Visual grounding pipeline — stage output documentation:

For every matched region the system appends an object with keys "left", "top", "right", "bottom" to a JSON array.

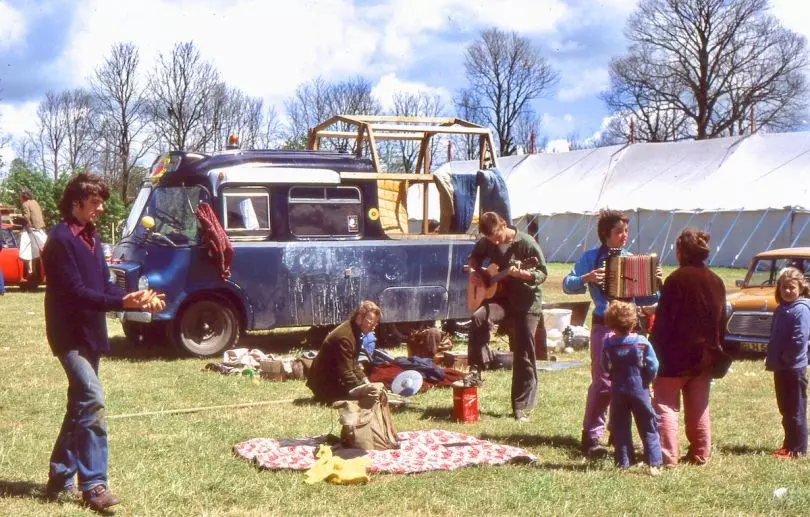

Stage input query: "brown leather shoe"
[
  {"left": 44, "top": 479, "right": 80, "bottom": 501},
  {"left": 82, "top": 485, "right": 121, "bottom": 512}
]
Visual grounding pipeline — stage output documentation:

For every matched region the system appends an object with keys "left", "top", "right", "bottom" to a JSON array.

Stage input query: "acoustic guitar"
[{"left": 463, "top": 257, "right": 540, "bottom": 311}]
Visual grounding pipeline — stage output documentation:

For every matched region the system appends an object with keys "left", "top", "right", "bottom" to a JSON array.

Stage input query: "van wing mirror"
[{"left": 735, "top": 279, "right": 745, "bottom": 287}]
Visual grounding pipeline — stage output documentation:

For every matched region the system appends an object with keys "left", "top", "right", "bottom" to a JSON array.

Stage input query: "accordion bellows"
[{"left": 603, "top": 251, "right": 658, "bottom": 299}]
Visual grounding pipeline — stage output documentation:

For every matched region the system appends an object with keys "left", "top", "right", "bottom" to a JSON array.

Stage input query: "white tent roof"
[{"left": 422, "top": 131, "right": 810, "bottom": 218}]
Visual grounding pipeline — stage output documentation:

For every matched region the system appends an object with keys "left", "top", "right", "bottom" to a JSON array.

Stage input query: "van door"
[{"left": 284, "top": 186, "right": 364, "bottom": 325}]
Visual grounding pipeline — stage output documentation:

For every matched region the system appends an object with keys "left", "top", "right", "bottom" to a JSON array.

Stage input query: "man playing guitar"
[{"left": 466, "top": 211, "right": 548, "bottom": 422}]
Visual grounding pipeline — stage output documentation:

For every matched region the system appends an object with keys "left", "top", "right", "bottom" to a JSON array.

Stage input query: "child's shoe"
[
  {"left": 773, "top": 448, "right": 804, "bottom": 460},
  {"left": 648, "top": 465, "right": 661, "bottom": 476}
]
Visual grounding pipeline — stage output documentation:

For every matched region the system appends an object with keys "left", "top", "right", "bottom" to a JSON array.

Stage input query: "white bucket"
[
  {"left": 542, "top": 308, "right": 572, "bottom": 333},
  {"left": 546, "top": 328, "right": 563, "bottom": 352}
]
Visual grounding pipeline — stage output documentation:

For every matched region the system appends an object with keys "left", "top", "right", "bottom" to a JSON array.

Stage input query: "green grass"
[{"left": 1, "top": 263, "right": 805, "bottom": 517}]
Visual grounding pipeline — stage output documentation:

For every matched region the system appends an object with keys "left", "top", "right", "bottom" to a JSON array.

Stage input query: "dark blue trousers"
[
  {"left": 610, "top": 389, "right": 662, "bottom": 468},
  {"left": 774, "top": 368, "right": 808, "bottom": 456}
]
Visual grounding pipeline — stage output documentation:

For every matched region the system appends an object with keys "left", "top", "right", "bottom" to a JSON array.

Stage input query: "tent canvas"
[{"left": 408, "top": 131, "right": 810, "bottom": 266}]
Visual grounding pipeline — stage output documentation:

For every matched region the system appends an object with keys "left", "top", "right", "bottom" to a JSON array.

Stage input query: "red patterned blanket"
[{"left": 234, "top": 429, "right": 535, "bottom": 474}]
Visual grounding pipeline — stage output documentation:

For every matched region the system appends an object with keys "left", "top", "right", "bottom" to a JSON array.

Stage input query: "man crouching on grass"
[{"left": 43, "top": 173, "right": 165, "bottom": 512}]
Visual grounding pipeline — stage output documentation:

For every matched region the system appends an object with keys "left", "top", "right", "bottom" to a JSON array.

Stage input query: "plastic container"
[
  {"left": 546, "top": 328, "right": 563, "bottom": 352},
  {"left": 453, "top": 385, "right": 479, "bottom": 423},
  {"left": 542, "top": 308, "right": 572, "bottom": 333}
]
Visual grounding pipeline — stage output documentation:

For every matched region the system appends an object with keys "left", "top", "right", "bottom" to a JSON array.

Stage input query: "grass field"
[{"left": 2, "top": 263, "right": 807, "bottom": 517}]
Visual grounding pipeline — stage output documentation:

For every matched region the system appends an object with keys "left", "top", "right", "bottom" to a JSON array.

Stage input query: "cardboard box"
[{"left": 443, "top": 351, "right": 468, "bottom": 370}]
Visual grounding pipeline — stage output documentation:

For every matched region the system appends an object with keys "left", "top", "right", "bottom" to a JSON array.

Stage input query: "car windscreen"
[{"left": 746, "top": 257, "right": 810, "bottom": 287}]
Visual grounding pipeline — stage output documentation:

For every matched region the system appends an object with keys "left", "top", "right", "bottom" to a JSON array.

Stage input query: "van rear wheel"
[{"left": 174, "top": 298, "right": 240, "bottom": 357}]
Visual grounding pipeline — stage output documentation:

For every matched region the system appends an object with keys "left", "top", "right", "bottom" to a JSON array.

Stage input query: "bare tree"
[
  {"left": 147, "top": 41, "right": 221, "bottom": 152},
  {"left": 604, "top": 0, "right": 809, "bottom": 141},
  {"left": 203, "top": 85, "right": 270, "bottom": 152},
  {"left": 512, "top": 108, "right": 542, "bottom": 154},
  {"left": 36, "top": 91, "right": 67, "bottom": 178},
  {"left": 61, "top": 88, "right": 97, "bottom": 173},
  {"left": 388, "top": 90, "right": 445, "bottom": 172},
  {"left": 452, "top": 89, "right": 486, "bottom": 160},
  {"left": 463, "top": 28, "right": 559, "bottom": 156},
  {"left": 284, "top": 76, "right": 381, "bottom": 151},
  {"left": 91, "top": 42, "right": 153, "bottom": 201},
  {"left": 257, "top": 104, "right": 284, "bottom": 149}
]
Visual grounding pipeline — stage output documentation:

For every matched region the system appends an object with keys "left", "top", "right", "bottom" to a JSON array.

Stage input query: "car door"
[{"left": 0, "top": 229, "right": 23, "bottom": 285}]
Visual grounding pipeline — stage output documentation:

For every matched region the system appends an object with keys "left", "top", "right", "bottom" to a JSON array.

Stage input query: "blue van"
[{"left": 110, "top": 116, "right": 502, "bottom": 356}]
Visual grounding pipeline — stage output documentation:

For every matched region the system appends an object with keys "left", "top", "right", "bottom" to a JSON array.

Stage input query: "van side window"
[
  {"left": 289, "top": 186, "right": 362, "bottom": 238},
  {"left": 223, "top": 187, "right": 271, "bottom": 239}
]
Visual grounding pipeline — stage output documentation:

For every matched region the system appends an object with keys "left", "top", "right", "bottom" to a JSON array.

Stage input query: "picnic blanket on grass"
[{"left": 234, "top": 429, "right": 535, "bottom": 474}]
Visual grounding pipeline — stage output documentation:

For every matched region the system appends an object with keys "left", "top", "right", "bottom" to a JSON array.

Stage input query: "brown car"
[{"left": 725, "top": 247, "right": 810, "bottom": 353}]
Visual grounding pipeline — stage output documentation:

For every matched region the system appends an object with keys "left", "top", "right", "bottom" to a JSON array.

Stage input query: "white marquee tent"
[{"left": 410, "top": 131, "right": 810, "bottom": 267}]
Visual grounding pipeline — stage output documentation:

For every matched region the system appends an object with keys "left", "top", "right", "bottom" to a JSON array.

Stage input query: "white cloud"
[
  {"left": 544, "top": 138, "right": 570, "bottom": 153},
  {"left": 0, "top": 101, "right": 40, "bottom": 167},
  {"left": 372, "top": 73, "right": 452, "bottom": 111},
  {"left": 557, "top": 66, "right": 609, "bottom": 102},
  {"left": 540, "top": 112, "right": 576, "bottom": 137},
  {"left": 770, "top": 0, "right": 810, "bottom": 40},
  {"left": 0, "top": 2, "right": 26, "bottom": 50}
]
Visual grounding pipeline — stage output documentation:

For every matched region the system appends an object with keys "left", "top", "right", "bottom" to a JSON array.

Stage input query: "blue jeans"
[
  {"left": 774, "top": 368, "right": 808, "bottom": 455},
  {"left": 49, "top": 348, "right": 108, "bottom": 491}
]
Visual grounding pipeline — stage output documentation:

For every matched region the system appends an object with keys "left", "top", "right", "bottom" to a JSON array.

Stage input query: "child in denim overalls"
[{"left": 601, "top": 300, "right": 663, "bottom": 475}]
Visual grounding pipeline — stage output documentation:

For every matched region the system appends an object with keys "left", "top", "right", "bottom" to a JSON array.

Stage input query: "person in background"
[
  {"left": 306, "top": 300, "right": 386, "bottom": 403},
  {"left": 601, "top": 300, "right": 662, "bottom": 475},
  {"left": 18, "top": 188, "right": 48, "bottom": 283},
  {"left": 766, "top": 267, "right": 810, "bottom": 459},
  {"left": 563, "top": 209, "right": 660, "bottom": 457},
  {"left": 650, "top": 228, "right": 726, "bottom": 467},
  {"left": 43, "top": 173, "right": 164, "bottom": 511},
  {"left": 466, "top": 211, "right": 548, "bottom": 422}
]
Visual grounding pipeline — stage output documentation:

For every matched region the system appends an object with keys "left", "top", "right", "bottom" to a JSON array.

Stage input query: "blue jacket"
[
  {"left": 766, "top": 298, "right": 810, "bottom": 371},
  {"left": 562, "top": 246, "right": 659, "bottom": 317},
  {"left": 43, "top": 221, "right": 125, "bottom": 355}
]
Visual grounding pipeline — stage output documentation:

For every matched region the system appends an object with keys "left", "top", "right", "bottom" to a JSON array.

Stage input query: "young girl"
[
  {"left": 766, "top": 267, "right": 810, "bottom": 459},
  {"left": 601, "top": 300, "right": 663, "bottom": 474}
]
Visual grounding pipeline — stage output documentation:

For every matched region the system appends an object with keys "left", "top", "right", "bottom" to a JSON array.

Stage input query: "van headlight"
[
  {"left": 724, "top": 300, "right": 732, "bottom": 318},
  {"left": 109, "top": 269, "right": 117, "bottom": 284},
  {"left": 138, "top": 276, "right": 149, "bottom": 290}
]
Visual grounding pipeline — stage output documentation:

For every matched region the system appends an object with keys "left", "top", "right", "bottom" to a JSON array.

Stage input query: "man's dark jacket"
[
  {"left": 306, "top": 319, "right": 367, "bottom": 402},
  {"left": 43, "top": 221, "right": 125, "bottom": 355}
]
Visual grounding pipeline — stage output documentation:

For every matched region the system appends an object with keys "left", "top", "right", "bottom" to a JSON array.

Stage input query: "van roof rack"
[{"left": 307, "top": 115, "right": 498, "bottom": 177}]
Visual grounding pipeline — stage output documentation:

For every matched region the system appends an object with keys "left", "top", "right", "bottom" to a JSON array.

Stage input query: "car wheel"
[{"left": 174, "top": 298, "right": 240, "bottom": 357}]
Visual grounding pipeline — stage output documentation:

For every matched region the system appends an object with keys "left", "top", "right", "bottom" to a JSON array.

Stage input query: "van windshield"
[{"left": 127, "top": 185, "right": 209, "bottom": 246}]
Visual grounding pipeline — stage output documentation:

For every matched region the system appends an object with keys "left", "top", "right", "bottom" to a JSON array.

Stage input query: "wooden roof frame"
[{"left": 307, "top": 114, "right": 499, "bottom": 175}]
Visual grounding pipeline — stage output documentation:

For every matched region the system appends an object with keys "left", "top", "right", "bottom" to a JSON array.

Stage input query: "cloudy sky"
[{"left": 0, "top": 0, "right": 808, "bottom": 169}]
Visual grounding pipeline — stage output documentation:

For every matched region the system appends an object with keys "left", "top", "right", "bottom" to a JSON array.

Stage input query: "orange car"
[
  {"left": 0, "top": 225, "right": 45, "bottom": 290},
  {"left": 725, "top": 247, "right": 810, "bottom": 354}
]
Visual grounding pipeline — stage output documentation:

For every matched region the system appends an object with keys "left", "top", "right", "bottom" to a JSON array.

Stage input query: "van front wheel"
[{"left": 174, "top": 298, "right": 240, "bottom": 357}]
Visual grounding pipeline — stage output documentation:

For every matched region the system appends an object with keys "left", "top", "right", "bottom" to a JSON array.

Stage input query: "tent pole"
[
  {"left": 661, "top": 210, "right": 699, "bottom": 264},
  {"left": 709, "top": 208, "right": 745, "bottom": 266},
  {"left": 646, "top": 211, "right": 675, "bottom": 255},
  {"left": 764, "top": 208, "right": 793, "bottom": 252},
  {"left": 730, "top": 208, "right": 770, "bottom": 267},
  {"left": 790, "top": 211, "right": 810, "bottom": 247},
  {"left": 532, "top": 214, "right": 554, "bottom": 245},
  {"left": 566, "top": 215, "right": 597, "bottom": 262},
  {"left": 550, "top": 213, "right": 586, "bottom": 262}
]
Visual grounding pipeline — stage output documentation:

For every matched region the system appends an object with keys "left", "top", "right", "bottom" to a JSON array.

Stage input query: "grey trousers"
[{"left": 468, "top": 301, "right": 539, "bottom": 412}]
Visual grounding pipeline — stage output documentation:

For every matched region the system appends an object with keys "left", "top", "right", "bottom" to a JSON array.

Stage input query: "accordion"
[{"left": 601, "top": 248, "right": 658, "bottom": 299}]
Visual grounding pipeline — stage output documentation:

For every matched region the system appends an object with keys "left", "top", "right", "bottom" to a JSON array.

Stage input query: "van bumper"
[{"left": 111, "top": 311, "right": 154, "bottom": 324}]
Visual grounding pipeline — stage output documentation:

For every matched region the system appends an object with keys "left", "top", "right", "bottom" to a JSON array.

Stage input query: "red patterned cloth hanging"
[{"left": 195, "top": 201, "right": 233, "bottom": 280}]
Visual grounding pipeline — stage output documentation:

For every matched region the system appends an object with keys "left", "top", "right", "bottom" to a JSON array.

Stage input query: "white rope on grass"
[{"left": 107, "top": 398, "right": 298, "bottom": 420}]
